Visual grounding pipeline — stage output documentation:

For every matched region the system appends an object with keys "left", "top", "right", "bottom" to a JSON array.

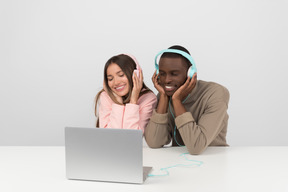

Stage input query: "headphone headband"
[
  {"left": 155, "top": 49, "right": 195, "bottom": 68},
  {"left": 123, "top": 53, "right": 141, "bottom": 70},
  {"left": 154, "top": 49, "right": 197, "bottom": 77}
]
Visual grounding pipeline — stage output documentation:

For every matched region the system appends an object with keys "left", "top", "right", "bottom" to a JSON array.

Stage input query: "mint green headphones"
[{"left": 155, "top": 49, "right": 197, "bottom": 78}]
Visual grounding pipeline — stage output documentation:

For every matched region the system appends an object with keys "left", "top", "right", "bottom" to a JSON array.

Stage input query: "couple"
[{"left": 95, "top": 45, "right": 230, "bottom": 155}]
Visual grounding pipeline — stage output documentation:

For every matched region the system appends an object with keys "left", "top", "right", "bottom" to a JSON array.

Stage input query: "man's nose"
[{"left": 164, "top": 74, "right": 172, "bottom": 84}]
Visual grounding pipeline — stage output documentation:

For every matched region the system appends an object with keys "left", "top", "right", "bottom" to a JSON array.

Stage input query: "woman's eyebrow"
[
  {"left": 116, "top": 70, "right": 123, "bottom": 74},
  {"left": 107, "top": 70, "right": 123, "bottom": 77}
]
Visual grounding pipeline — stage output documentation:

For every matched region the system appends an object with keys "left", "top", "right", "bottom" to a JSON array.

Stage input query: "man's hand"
[
  {"left": 152, "top": 71, "right": 166, "bottom": 95},
  {"left": 152, "top": 71, "right": 169, "bottom": 114},
  {"left": 172, "top": 73, "right": 197, "bottom": 102}
]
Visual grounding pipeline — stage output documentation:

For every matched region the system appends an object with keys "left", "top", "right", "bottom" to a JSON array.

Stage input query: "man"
[{"left": 145, "top": 45, "right": 230, "bottom": 155}]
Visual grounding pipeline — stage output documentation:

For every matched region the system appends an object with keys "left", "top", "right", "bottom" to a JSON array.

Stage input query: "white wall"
[{"left": 1, "top": 0, "right": 287, "bottom": 146}]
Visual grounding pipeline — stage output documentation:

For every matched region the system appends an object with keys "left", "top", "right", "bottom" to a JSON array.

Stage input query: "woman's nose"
[{"left": 114, "top": 76, "right": 121, "bottom": 85}]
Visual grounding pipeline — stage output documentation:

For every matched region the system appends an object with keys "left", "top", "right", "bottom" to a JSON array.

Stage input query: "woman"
[{"left": 95, "top": 54, "right": 157, "bottom": 132}]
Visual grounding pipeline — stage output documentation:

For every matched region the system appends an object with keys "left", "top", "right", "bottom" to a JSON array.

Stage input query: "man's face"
[{"left": 158, "top": 57, "right": 188, "bottom": 97}]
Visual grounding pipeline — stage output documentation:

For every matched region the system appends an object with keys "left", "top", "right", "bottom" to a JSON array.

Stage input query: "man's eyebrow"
[
  {"left": 170, "top": 69, "right": 181, "bottom": 72},
  {"left": 159, "top": 68, "right": 181, "bottom": 71},
  {"left": 159, "top": 69, "right": 181, "bottom": 73}
]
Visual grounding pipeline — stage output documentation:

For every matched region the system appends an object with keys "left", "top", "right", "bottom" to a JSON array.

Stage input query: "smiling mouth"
[
  {"left": 164, "top": 85, "right": 176, "bottom": 92},
  {"left": 115, "top": 85, "right": 126, "bottom": 92}
]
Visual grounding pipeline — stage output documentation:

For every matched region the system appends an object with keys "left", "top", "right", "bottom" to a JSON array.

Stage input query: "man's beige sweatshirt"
[{"left": 145, "top": 80, "right": 230, "bottom": 155}]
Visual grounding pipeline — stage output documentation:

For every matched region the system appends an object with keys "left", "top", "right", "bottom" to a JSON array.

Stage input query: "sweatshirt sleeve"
[
  {"left": 176, "top": 86, "right": 230, "bottom": 155},
  {"left": 99, "top": 92, "right": 125, "bottom": 128},
  {"left": 144, "top": 109, "right": 172, "bottom": 148},
  {"left": 123, "top": 92, "right": 157, "bottom": 132}
]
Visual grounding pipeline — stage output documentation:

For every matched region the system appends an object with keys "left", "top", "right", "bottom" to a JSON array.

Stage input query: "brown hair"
[{"left": 94, "top": 54, "right": 152, "bottom": 127}]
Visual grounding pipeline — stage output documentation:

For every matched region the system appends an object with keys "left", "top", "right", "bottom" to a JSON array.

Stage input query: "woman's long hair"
[{"left": 94, "top": 54, "right": 152, "bottom": 127}]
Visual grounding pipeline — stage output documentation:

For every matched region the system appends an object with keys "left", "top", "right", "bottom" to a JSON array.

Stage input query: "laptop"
[{"left": 64, "top": 127, "right": 152, "bottom": 184}]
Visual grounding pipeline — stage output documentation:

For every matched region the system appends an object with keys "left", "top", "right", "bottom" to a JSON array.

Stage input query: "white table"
[{"left": 1, "top": 146, "right": 288, "bottom": 192}]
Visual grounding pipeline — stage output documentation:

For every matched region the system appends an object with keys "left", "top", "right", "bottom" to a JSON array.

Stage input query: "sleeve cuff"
[
  {"left": 111, "top": 103, "right": 125, "bottom": 111},
  {"left": 175, "top": 112, "right": 195, "bottom": 129},
  {"left": 150, "top": 109, "right": 169, "bottom": 124}
]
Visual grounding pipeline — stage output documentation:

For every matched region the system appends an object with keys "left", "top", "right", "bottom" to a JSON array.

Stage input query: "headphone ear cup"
[
  {"left": 155, "top": 63, "right": 159, "bottom": 75},
  {"left": 133, "top": 69, "right": 140, "bottom": 78},
  {"left": 187, "top": 66, "right": 197, "bottom": 78},
  {"left": 187, "top": 66, "right": 192, "bottom": 78}
]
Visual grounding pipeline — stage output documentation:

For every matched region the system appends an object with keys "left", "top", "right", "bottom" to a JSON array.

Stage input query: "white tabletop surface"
[{"left": 1, "top": 146, "right": 288, "bottom": 192}]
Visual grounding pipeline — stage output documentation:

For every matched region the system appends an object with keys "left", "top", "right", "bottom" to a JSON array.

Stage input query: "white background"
[{"left": 1, "top": 0, "right": 287, "bottom": 146}]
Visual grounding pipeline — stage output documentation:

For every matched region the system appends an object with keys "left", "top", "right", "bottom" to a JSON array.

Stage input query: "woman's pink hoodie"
[{"left": 98, "top": 91, "right": 157, "bottom": 132}]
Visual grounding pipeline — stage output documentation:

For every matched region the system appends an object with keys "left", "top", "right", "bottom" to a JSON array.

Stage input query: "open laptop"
[{"left": 64, "top": 127, "right": 152, "bottom": 184}]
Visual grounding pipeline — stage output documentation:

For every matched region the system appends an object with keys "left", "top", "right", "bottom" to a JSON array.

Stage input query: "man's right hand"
[
  {"left": 152, "top": 71, "right": 169, "bottom": 114},
  {"left": 152, "top": 71, "right": 165, "bottom": 95}
]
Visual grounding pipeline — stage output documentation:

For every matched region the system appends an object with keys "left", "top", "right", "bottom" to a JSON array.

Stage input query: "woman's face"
[{"left": 106, "top": 63, "right": 130, "bottom": 97}]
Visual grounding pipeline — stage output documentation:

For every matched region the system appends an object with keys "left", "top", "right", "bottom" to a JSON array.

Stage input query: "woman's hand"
[
  {"left": 103, "top": 82, "right": 123, "bottom": 104},
  {"left": 130, "top": 69, "right": 143, "bottom": 104}
]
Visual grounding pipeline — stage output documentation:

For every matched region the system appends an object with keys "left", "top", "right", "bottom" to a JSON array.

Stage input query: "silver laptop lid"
[{"left": 65, "top": 127, "right": 144, "bottom": 184}]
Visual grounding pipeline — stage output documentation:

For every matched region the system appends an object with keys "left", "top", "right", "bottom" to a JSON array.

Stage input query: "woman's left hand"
[{"left": 130, "top": 69, "right": 143, "bottom": 104}]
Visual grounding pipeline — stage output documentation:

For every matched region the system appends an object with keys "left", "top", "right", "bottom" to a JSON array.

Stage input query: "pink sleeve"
[
  {"left": 99, "top": 92, "right": 125, "bottom": 128},
  {"left": 123, "top": 92, "right": 157, "bottom": 132}
]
